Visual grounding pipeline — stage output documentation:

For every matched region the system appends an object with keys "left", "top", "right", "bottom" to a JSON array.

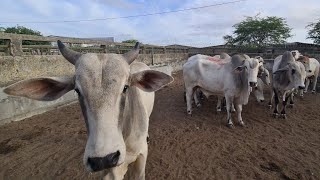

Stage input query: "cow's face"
[
  {"left": 274, "top": 61, "right": 305, "bottom": 90},
  {"left": 290, "top": 50, "right": 302, "bottom": 60},
  {"left": 297, "top": 56, "right": 311, "bottom": 73},
  {"left": 3, "top": 41, "right": 173, "bottom": 173},
  {"left": 247, "top": 58, "right": 260, "bottom": 87},
  {"left": 259, "top": 68, "right": 271, "bottom": 86}
]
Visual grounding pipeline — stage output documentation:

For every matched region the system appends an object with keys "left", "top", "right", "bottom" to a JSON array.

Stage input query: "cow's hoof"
[
  {"left": 289, "top": 104, "right": 294, "bottom": 108},
  {"left": 281, "top": 114, "right": 287, "bottom": 119},
  {"left": 226, "top": 123, "right": 234, "bottom": 128},
  {"left": 216, "top": 108, "right": 222, "bottom": 112},
  {"left": 312, "top": 90, "right": 316, "bottom": 94},
  {"left": 268, "top": 104, "right": 272, "bottom": 109},
  {"left": 196, "top": 103, "right": 202, "bottom": 108},
  {"left": 272, "top": 113, "right": 279, "bottom": 118},
  {"left": 187, "top": 110, "right": 192, "bottom": 116},
  {"left": 239, "top": 122, "right": 245, "bottom": 127}
]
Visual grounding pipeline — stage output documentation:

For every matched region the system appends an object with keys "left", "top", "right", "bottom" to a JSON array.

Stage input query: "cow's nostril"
[
  {"left": 249, "top": 82, "right": 257, "bottom": 87},
  {"left": 88, "top": 151, "right": 120, "bottom": 172},
  {"left": 308, "top": 70, "right": 312, "bottom": 73},
  {"left": 260, "top": 99, "right": 265, "bottom": 102}
]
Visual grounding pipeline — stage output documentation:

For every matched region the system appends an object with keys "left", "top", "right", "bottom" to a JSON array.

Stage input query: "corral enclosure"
[
  {"left": 0, "top": 33, "right": 320, "bottom": 179},
  {"left": 0, "top": 72, "right": 319, "bottom": 179}
]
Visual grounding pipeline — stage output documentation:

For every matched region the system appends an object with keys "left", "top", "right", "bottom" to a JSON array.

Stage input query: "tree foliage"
[
  {"left": 307, "top": 20, "right": 320, "bottom": 44},
  {"left": 122, "top": 39, "right": 139, "bottom": 44},
  {"left": 223, "top": 16, "right": 292, "bottom": 47},
  {"left": 0, "top": 25, "right": 49, "bottom": 45}
]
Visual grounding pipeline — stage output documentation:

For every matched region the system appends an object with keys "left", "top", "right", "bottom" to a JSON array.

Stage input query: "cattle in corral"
[
  {"left": 3, "top": 41, "right": 173, "bottom": 179},
  {"left": 269, "top": 51, "right": 305, "bottom": 119},
  {"left": 183, "top": 54, "right": 259, "bottom": 127},
  {"left": 296, "top": 56, "right": 320, "bottom": 93}
]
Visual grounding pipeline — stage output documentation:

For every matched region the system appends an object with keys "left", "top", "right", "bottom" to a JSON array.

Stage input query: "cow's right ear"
[
  {"left": 273, "top": 66, "right": 289, "bottom": 74},
  {"left": 233, "top": 65, "right": 247, "bottom": 73},
  {"left": 3, "top": 76, "right": 75, "bottom": 101}
]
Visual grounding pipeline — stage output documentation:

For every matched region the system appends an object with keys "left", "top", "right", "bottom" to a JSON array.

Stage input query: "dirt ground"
[{"left": 0, "top": 71, "right": 319, "bottom": 180}]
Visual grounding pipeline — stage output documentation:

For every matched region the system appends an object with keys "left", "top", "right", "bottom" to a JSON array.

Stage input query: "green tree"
[
  {"left": 223, "top": 16, "right": 292, "bottom": 47},
  {"left": 0, "top": 25, "right": 49, "bottom": 45},
  {"left": 122, "top": 39, "right": 139, "bottom": 44},
  {"left": 307, "top": 20, "right": 320, "bottom": 44}
]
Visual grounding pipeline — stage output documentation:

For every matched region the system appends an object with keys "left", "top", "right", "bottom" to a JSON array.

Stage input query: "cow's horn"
[
  {"left": 123, "top": 42, "right": 140, "bottom": 64},
  {"left": 57, "top": 40, "right": 81, "bottom": 65}
]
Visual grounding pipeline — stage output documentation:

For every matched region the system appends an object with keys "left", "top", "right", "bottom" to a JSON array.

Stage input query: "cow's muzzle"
[
  {"left": 88, "top": 151, "right": 120, "bottom": 172},
  {"left": 298, "top": 86, "right": 305, "bottom": 90},
  {"left": 249, "top": 82, "right": 257, "bottom": 87}
]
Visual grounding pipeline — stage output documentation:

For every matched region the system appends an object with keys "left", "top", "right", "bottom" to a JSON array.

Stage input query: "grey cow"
[
  {"left": 4, "top": 41, "right": 173, "bottom": 179},
  {"left": 270, "top": 51, "right": 305, "bottom": 119}
]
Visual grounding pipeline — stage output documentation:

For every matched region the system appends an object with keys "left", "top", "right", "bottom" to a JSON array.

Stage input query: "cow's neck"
[{"left": 121, "top": 87, "right": 149, "bottom": 142}]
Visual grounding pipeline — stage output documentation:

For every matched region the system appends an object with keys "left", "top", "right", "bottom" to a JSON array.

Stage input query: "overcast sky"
[{"left": 0, "top": 0, "right": 319, "bottom": 47}]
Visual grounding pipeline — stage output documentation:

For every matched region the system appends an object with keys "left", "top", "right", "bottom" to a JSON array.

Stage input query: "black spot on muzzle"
[{"left": 88, "top": 151, "right": 120, "bottom": 172}]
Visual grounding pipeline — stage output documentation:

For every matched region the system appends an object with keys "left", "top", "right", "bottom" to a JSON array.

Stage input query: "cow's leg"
[
  {"left": 234, "top": 99, "right": 244, "bottom": 126},
  {"left": 311, "top": 75, "right": 318, "bottom": 93},
  {"left": 280, "top": 94, "right": 291, "bottom": 119},
  {"left": 268, "top": 89, "right": 274, "bottom": 108},
  {"left": 103, "top": 162, "right": 128, "bottom": 180},
  {"left": 273, "top": 89, "right": 279, "bottom": 118},
  {"left": 304, "top": 78, "right": 310, "bottom": 93},
  {"left": 194, "top": 89, "right": 201, "bottom": 107},
  {"left": 225, "top": 96, "right": 234, "bottom": 128},
  {"left": 127, "top": 153, "right": 147, "bottom": 180},
  {"left": 289, "top": 93, "right": 294, "bottom": 108},
  {"left": 231, "top": 103, "right": 236, "bottom": 112},
  {"left": 185, "top": 87, "right": 194, "bottom": 115},
  {"left": 216, "top": 96, "right": 222, "bottom": 112}
]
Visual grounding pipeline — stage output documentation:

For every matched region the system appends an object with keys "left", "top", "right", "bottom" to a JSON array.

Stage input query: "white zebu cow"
[
  {"left": 4, "top": 41, "right": 173, "bottom": 179},
  {"left": 297, "top": 56, "right": 320, "bottom": 93},
  {"left": 270, "top": 51, "right": 305, "bottom": 119},
  {"left": 183, "top": 54, "right": 259, "bottom": 127},
  {"left": 253, "top": 68, "right": 271, "bottom": 102}
]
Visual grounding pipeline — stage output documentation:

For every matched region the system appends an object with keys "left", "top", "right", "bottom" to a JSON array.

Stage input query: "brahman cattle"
[
  {"left": 183, "top": 54, "right": 259, "bottom": 127},
  {"left": 270, "top": 51, "right": 305, "bottom": 119},
  {"left": 297, "top": 56, "right": 320, "bottom": 93},
  {"left": 4, "top": 41, "right": 173, "bottom": 180},
  {"left": 253, "top": 67, "right": 271, "bottom": 102}
]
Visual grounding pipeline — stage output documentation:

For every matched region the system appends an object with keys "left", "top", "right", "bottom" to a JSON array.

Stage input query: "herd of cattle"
[
  {"left": 183, "top": 50, "right": 320, "bottom": 127},
  {"left": 2, "top": 42, "right": 320, "bottom": 179}
]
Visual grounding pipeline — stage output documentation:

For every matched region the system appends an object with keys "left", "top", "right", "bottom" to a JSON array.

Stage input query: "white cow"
[
  {"left": 4, "top": 41, "right": 173, "bottom": 180},
  {"left": 270, "top": 51, "right": 305, "bottom": 119},
  {"left": 253, "top": 68, "right": 271, "bottom": 103},
  {"left": 296, "top": 56, "right": 320, "bottom": 93},
  {"left": 183, "top": 54, "right": 259, "bottom": 127}
]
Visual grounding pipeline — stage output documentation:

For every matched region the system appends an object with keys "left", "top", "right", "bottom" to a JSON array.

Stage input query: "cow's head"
[
  {"left": 243, "top": 55, "right": 260, "bottom": 87},
  {"left": 4, "top": 41, "right": 173, "bottom": 172},
  {"left": 258, "top": 68, "right": 271, "bottom": 86},
  {"left": 297, "top": 56, "right": 312, "bottom": 73},
  {"left": 274, "top": 60, "right": 305, "bottom": 90},
  {"left": 290, "top": 50, "right": 302, "bottom": 60}
]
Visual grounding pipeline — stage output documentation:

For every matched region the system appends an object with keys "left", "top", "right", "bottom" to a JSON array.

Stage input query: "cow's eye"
[
  {"left": 75, "top": 88, "right": 81, "bottom": 95},
  {"left": 123, "top": 85, "right": 129, "bottom": 93},
  {"left": 292, "top": 69, "right": 296, "bottom": 74}
]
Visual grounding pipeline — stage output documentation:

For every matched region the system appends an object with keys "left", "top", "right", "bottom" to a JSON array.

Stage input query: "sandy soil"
[{"left": 0, "top": 71, "right": 319, "bottom": 180}]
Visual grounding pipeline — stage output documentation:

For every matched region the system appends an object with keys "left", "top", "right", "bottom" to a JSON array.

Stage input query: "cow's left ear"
[{"left": 130, "top": 70, "right": 174, "bottom": 92}]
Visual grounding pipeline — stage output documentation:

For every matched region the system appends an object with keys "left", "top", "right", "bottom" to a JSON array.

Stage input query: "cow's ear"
[
  {"left": 3, "top": 76, "right": 75, "bottom": 101},
  {"left": 233, "top": 65, "right": 247, "bottom": 73},
  {"left": 273, "top": 66, "right": 289, "bottom": 74},
  {"left": 130, "top": 70, "right": 174, "bottom": 92}
]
